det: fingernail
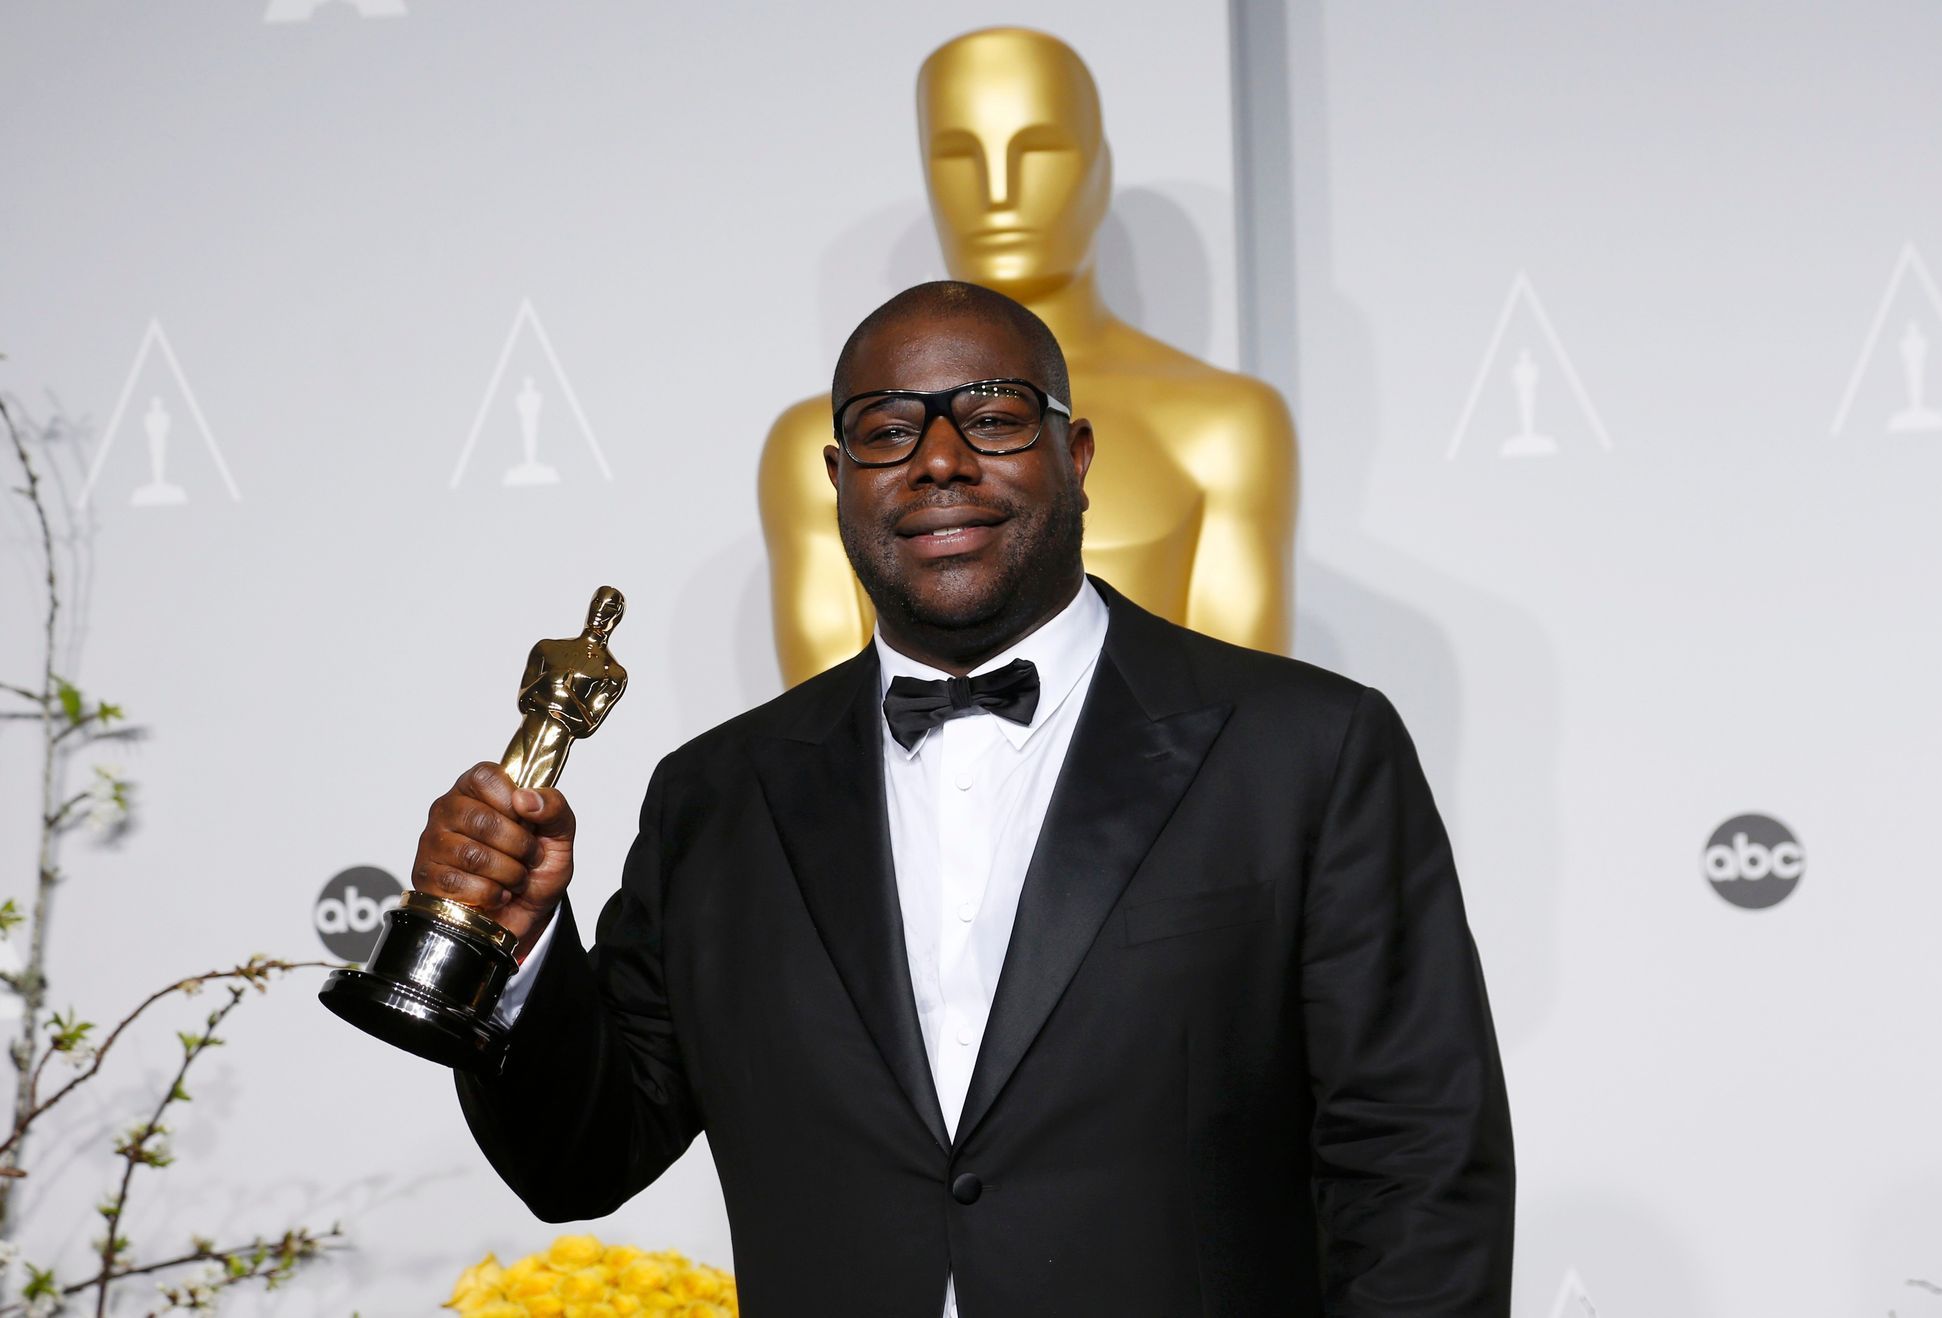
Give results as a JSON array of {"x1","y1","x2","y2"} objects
[{"x1": 517, "y1": 790, "x2": 541, "y2": 814}]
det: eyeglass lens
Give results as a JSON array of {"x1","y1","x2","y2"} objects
[{"x1": 841, "y1": 382, "x2": 1045, "y2": 463}]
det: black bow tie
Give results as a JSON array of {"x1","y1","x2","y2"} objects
[{"x1": 881, "y1": 658, "x2": 1041, "y2": 752}]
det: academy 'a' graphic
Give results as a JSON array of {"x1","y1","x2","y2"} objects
[
  {"x1": 78, "y1": 319, "x2": 241, "y2": 510},
  {"x1": 1548, "y1": 1266, "x2": 1598, "y2": 1318},
  {"x1": 1830, "y1": 242, "x2": 1942, "y2": 438},
  {"x1": 263, "y1": 0, "x2": 407, "y2": 22},
  {"x1": 450, "y1": 298, "x2": 614, "y2": 490},
  {"x1": 1448, "y1": 271, "x2": 1612, "y2": 461}
]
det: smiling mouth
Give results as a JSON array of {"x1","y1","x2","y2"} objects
[
  {"x1": 896, "y1": 511, "x2": 1008, "y2": 556},
  {"x1": 897, "y1": 509, "x2": 1004, "y2": 533}
]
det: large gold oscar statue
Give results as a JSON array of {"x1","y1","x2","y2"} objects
[{"x1": 758, "y1": 26, "x2": 1296, "y2": 685}]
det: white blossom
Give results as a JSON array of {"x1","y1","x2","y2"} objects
[
  {"x1": 82, "y1": 764, "x2": 128, "y2": 838},
  {"x1": 154, "y1": 1264, "x2": 220, "y2": 1313}
]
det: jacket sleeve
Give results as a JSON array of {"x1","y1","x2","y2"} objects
[
  {"x1": 1300, "y1": 686, "x2": 1516, "y2": 1315},
  {"x1": 454, "y1": 761, "x2": 702, "y2": 1222}
]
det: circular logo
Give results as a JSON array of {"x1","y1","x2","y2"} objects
[
  {"x1": 1701, "y1": 814, "x2": 1803, "y2": 910},
  {"x1": 313, "y1": 866, "x2": 404, "y2": 960}
]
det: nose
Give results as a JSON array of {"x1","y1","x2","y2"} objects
[
  {"x1": 905, "y1": 413, "x2": 982, "y2": 488},
  {"x1": 980, "y1": 137, "x2": 1015, "y2": 210}
]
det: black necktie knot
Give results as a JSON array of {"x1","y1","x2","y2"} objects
[{"x1": 882, "y1": 658, "x2": 1041, "y2": 752}]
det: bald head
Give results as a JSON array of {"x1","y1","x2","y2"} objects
[{"x1": 832, "y1": 281, "x2": 1070, "y2": 411}]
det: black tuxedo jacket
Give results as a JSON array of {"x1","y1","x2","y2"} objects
[{"x1": 457, "y1": 580, "x2": 1514, "y2": 1316}]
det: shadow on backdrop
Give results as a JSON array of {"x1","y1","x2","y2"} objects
[{"x1": 1269, "y1": 1, "x2": 1561, "y2": 1049}]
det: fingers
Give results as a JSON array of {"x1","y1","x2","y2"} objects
[
  {"x1": 456, "y1": 761, "x2": 517, "y2": 813},
  {"x1": 413, "y1": 763, "x2": 543, "y2": 911},
  {"x1": 439, "y1": 777, "x2": 537, "y2": 860},
  {"x1": 411, "y1": 860, "x2": 516, "y2": 913}
]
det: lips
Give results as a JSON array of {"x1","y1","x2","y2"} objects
[{"x1": 895, "y1": 505, "x2": 1008, "y2": 559}]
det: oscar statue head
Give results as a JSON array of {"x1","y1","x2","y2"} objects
[
  {"x1": 917, "y1": 28, "x2": 1112, "y2": 303},
  {"x1": 585, "y1": 585, "x2": 624, "y2": 638}
]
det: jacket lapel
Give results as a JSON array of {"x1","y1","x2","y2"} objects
[
  {"x1": 954, "y1": 585, "x2": 1232, "y2": 1147},
  {"x1": 749, "y1": 652, "x2": 952, "y2": 1154}
]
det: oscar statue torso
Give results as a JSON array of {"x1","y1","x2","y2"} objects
[
  {"x1": 758, "y1": 28, "x2": 1295, "y2": 686},
  {"x1": 500, "y1": 588, "x2": 628, "y2": 791}
]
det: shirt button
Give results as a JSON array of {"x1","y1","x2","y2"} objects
[
  {"x1": 953, "y1": 770, "x2": 974, "y2": 791},
  {"x1": 956, "y1": 900, "x2": 977, "y2": 922},
  {"x1": 951, "y1": 1172, "x2": 983, "y2": 1205},
  {"x1": 955, "y1": 1025, "x2": 976, "y2": 1047}
]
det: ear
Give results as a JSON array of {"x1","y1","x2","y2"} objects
[
  {"x1": 823, "y1": 444, "x2": 841, "y2": 490},
  {"x1": 1065, "y1": 418, "x2": 1095, "y2": 511}
]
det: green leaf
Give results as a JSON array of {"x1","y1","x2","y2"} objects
[
  {"x1": 96, "y1": 700, "x2": 123, "y2": 724},
  {"x1": 23, "y1": 1265, "x2": 58, "y2": 1298},
  {"x1": 170, "y1": 1079, "x2": 192, "y2": 1102},
  {"x1": 55, "y1": 678, "x2": 83, "y2": 725},
  {"x1": 0, "y1": 897, "x2": 21, "y2": 937},
  {"x1": 48, "y1": 1007, "x2": 94, "y2": 1051}
]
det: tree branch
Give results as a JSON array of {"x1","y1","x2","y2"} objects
[
  {"x1": 92, "y1": 987, "x2": 247, "y2": 1315},
  {"x1": 43, "y1": 788, "x2": 90, "y2": 833},
  {"x1": 5, "y1": 959, "x2": 342, "y2": 1164},
  {"x1": 1, "y1": 396, "x2": 61, "y2": 1235},
  {"x1": 0, "y1": 1225, "x2": 343, "y2": 1313}
]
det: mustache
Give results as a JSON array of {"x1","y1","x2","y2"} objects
[{"x1": 872, "y1": 493, "x2": 1018, "y2": 535}]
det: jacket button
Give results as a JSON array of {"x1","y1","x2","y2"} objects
[{"x1": 951, "y1": 1172, "x2": 982, "y2": 1205}]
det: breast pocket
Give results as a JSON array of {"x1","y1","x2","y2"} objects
[{"x1": 1121, "y1": 881, "x2": 1273, "y2": 946}]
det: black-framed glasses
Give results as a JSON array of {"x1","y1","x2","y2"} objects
[{"x1": 833, "y1": 378, "x2": 1072, "y2": 468}]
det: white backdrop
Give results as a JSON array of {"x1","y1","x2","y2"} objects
[
  {"x1": 1279, "y1": 4, "x2": 1942, "y2": 1317},
  {"x1": 5, "y1": 2, "x2": 1940, "y2": 1316},
  {"x1": 0, "y1": 1, "x2": 1238, "y2": 1312}
]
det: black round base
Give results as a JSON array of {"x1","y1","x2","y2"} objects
[{"x1": 319, "y1": 967, "x2": 509, "y2": 1076}]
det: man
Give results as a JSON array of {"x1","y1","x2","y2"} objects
[{"x1": 419, "y1": 282, "x2": 1514, "y2": 1316}]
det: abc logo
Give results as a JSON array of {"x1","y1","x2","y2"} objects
[
  {"x1": 313, "y1": 866, "x2": 404, "y2": 961},
  {"x1": 1702, "y1": 814, "x2": 1803, "y2": 910}
]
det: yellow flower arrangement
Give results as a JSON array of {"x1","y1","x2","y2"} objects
[{"x1": 446, "y1": 1235, "x2": 738, "y2": 1318}]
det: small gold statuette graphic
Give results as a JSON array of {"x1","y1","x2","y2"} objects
[{"x1": 320, "y1": 587, "x2": 628, "y2": 1074}]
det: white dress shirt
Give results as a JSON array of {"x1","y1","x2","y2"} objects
[
  {"x1": 878, "y1": 581, "x2": 1106, "y2": 1318},
  {"x1": 495, "y1": 582, "x2": 1110, "y2": 1318},
  {"x1": 872, "y1": 581, "x2": 1108, "y2": 1141}
]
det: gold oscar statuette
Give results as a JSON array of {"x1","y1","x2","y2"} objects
[
  {"x1": 758, "y1": 28, "x2": 1297, "y2": 684},
  {"x1": 320, "y1": 586, "x2": 628, "y2": 1075}
]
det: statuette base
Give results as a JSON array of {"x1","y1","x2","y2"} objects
[{"x1": 318, "y1": 892, "x2": 518, "y2": 1075}]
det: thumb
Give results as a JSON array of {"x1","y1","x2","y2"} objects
[{"x1": 516, "y1": 787, "x2": 577, "y2": 841}]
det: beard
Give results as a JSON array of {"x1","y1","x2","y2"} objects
[{"x1": 839, "y1": 481, "x2": 1086, "y2": 649}]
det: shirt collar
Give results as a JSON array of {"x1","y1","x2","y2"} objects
[{"x1": 873, "y1": 579, "x2": 1109, "y2": 757}]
